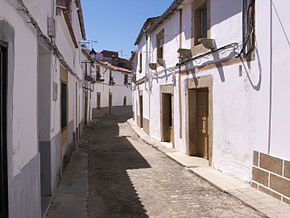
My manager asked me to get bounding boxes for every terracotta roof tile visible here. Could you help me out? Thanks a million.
[97,61,132,73]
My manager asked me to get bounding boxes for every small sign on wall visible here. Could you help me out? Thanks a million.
[53,82,58,101]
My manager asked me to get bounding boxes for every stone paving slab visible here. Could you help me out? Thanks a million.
[127,118,290,218]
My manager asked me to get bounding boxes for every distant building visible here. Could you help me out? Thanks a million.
[91,60,133,119]
[94,49,132,70]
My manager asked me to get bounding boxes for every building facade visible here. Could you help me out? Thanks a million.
[91,60,133,119]
[132,0,289,204]
[0,0,89,217]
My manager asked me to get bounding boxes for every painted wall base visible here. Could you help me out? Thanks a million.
[9,153,41,218]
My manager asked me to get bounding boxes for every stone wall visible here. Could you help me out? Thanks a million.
[251,151,290,204]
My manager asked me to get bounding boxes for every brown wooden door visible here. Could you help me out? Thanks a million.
[197,89,208,158]
[188,88,209,159]
[161,93,173,142]
[109,93,112,115]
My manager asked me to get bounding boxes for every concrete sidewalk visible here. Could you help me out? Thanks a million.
[127,118,290,218]
[45,142,89,218]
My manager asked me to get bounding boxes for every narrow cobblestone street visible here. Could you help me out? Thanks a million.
[47,114,265,217]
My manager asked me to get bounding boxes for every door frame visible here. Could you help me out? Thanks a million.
[0,41,8,218]
[185,76,213,165]
[60,65,68,176]
[160,85,174,147]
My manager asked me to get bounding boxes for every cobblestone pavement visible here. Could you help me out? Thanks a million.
[88,114,265,218]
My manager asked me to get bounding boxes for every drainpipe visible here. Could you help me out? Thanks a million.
[268,0,273,154]
[178,9,183,139]
[148,34,151,125]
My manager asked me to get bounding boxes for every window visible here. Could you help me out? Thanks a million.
[109,70,115,85]
[156,29,164,65]
[194,4,208,45]
[124,74,128,85]
[61,82,67,131]
[139,49,142,73]
[242,0,255,57]
[200,8,207,39]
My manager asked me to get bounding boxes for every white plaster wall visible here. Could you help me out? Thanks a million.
[38,48,51,142]
[252,0,290,161]
[0,0,38,176]
[181,4,192,50]
[211,0,243,47]
[137,37,146,81]
[55,13,75,71]
[23,0,54,38]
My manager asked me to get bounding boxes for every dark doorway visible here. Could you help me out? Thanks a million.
[161,93,174,143]
[109,93,112,115]
[188,88,209,159]
[139,94,143,128]
[97,92,101,110]
[123,96,127,106]
[0,42,9,218]
[61,82,67,131]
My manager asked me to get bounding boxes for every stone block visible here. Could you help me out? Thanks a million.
[252,167,269,187]
[260,153,283,175]
[284,160,290,179]
[253,151,259,166]
[270,174,290,198]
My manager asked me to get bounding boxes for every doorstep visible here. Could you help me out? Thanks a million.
[127,118,290,218]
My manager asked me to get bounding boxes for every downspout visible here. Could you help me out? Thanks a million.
[178,9,183,139]
[268,0,273,154]
[148,34,151,127]
[145,34,149,91]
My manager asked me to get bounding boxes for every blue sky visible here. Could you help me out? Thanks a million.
[80,0,173,59]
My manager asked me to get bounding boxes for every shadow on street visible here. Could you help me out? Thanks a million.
[88,113,150,218]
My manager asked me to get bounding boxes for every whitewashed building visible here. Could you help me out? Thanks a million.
[132,0,290,204]
[91,60,133,119]
[0,0,88,217]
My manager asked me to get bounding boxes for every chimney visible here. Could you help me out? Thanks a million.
[111,55,116,66]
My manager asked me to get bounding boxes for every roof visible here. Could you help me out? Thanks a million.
[97,61,132,74]
[134,0,185,45]
[101,50,119,58]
